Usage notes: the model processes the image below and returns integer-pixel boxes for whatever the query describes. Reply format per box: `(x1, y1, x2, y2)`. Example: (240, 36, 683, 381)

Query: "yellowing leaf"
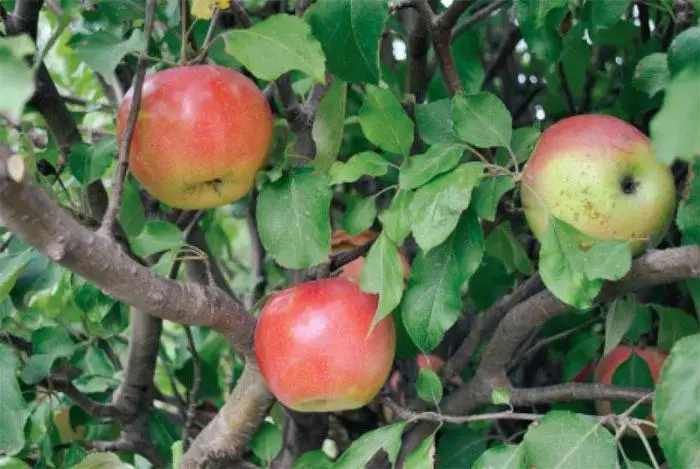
(191, 0, 231, 19)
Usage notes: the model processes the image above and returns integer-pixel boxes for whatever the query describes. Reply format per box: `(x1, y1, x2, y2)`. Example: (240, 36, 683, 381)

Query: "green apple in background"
(521, 114, 677, 255)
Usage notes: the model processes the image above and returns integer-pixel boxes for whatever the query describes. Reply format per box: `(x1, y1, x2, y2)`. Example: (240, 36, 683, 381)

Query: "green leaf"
(399, 144, 466, 190)
(588, 0, 629, 31)
(0, 249, 34, 303)
(473, 444, 526, 469)
(485, 221, 533, 275)
(250, 422, 282, 463)
(539, 217, 603, 309)
(668, 26, 700, 77)
(379, 190, 413, 245)
(312, 79, 347, 173)
(452, 92, 512, 149)
(293, 450, 334, 469)
(633, 53, 670, 97)
(583, 240, 632, 281)
(70, 29, 146, 79)
(515, 0, 565, 63)
(491, 387, 511, 406)
(0, 344, 30, 455)
(130, 221, 184, 258)
(563, 331, 602, 382)
(342, 196, 377, 236)
(415, 99, 460, 145)
(495, 126, 541, 167)
(410, 162, 484, 253)
(71, 452, 134, 468)
(416, 368, 443, 403)
(654, 334, 700, 469)
(20, 327, 76, 384)
(118, 177, 146, 237)
(677, 160, 700, 235)
(519, 0, 569, 28)
(651, 65, 700, 163)
(604, 296, 637, 356)
(471, 176, 516, 222)
(358, 85, 414, 156)
(403, 432, 436, 469)
(68, 138, 115, 185)
(523, 411, 617, 469)
(453, 209, 485, 284)
(0, 457, 32, 469)
(305, 0, 388, 84)
(401, 239, 463, 352)
(223, 14, 326, 82)
(436, 425, 489, 469)
(652, 305, 700, 352)
(329, 151, 390, 185)
(360, 232, 405, 324)
(0, 35, 36, 121)
(257, 169, 332, 269)
(334, 422, 406, 469)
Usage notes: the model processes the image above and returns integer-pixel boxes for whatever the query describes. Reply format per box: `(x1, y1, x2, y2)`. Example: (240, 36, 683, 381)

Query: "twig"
(435, 0, 476, 32)
(415, 0, 463, 96)
(97, 0, 157, 237)
(230, 0, 254, 28)
(383, 396, 655, 429)
(0, 234, 13, 252)
(247, 190, 267, 308)
(452, 0, 508, 40)
(182, 325, 202, 451)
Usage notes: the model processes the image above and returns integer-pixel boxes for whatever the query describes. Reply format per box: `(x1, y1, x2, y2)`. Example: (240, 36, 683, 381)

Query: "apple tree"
(1, 0, 699, 468)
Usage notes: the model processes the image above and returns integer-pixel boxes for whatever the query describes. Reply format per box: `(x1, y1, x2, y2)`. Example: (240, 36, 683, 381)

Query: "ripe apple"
(521, 114, 676, 255)
(594, 345, 667, 436)
(254, 277, 396, 412)
(330, 230, 411, 283)
(116, 65, 273, 210)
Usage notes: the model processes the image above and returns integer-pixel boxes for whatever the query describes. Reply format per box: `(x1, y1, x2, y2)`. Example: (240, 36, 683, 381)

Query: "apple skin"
(254, 277, 396, 413)
(594, 345, 667, 436)
(116, 65, 273, 210)
(521, 114, 676, 255)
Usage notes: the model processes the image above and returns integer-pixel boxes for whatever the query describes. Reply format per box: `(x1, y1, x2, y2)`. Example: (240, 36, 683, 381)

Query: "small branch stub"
(7, 154, 25, 182)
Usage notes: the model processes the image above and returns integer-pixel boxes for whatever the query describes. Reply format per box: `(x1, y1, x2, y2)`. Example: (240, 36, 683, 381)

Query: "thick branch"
(442, 274, 544, 380)
(482, 246, 700, 375)
(180, 366, 274, 468)
(0, 147, 256, 358)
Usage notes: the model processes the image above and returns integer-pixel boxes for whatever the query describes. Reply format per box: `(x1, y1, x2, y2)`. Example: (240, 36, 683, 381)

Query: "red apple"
(254, 277, 396, 412)
(521, 114, 676, 255)
(116, 65, 273, 210)
(594, 345, 667, 435)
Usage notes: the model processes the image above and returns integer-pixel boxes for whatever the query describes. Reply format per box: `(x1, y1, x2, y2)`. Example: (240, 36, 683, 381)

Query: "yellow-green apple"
(521, 114, 676, 255)
(594, 345, 667, 436)
(254, 277, 396, 412)
(116, 65, 273, 210)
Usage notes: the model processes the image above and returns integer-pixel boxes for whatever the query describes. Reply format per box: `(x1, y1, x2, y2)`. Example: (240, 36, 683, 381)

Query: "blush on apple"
(254, 277, 396, 413)
(116, 65, 273, 210)
(521, 114, 676, 255)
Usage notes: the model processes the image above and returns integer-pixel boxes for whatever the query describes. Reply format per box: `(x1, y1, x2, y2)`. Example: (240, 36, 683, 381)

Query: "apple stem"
(98, 0, 157, 239)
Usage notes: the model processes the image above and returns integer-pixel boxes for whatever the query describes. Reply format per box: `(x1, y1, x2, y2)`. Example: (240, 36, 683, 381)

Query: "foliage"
(0, 0, 698, 467)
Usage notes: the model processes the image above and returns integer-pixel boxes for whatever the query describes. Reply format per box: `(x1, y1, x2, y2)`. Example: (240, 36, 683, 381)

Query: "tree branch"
(98, 0, 157, 237)
(435, 0, 476, 32)
(441, 274, 544, 381)
(452, 0, 508, 40)
(0, 146, 256, 357)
